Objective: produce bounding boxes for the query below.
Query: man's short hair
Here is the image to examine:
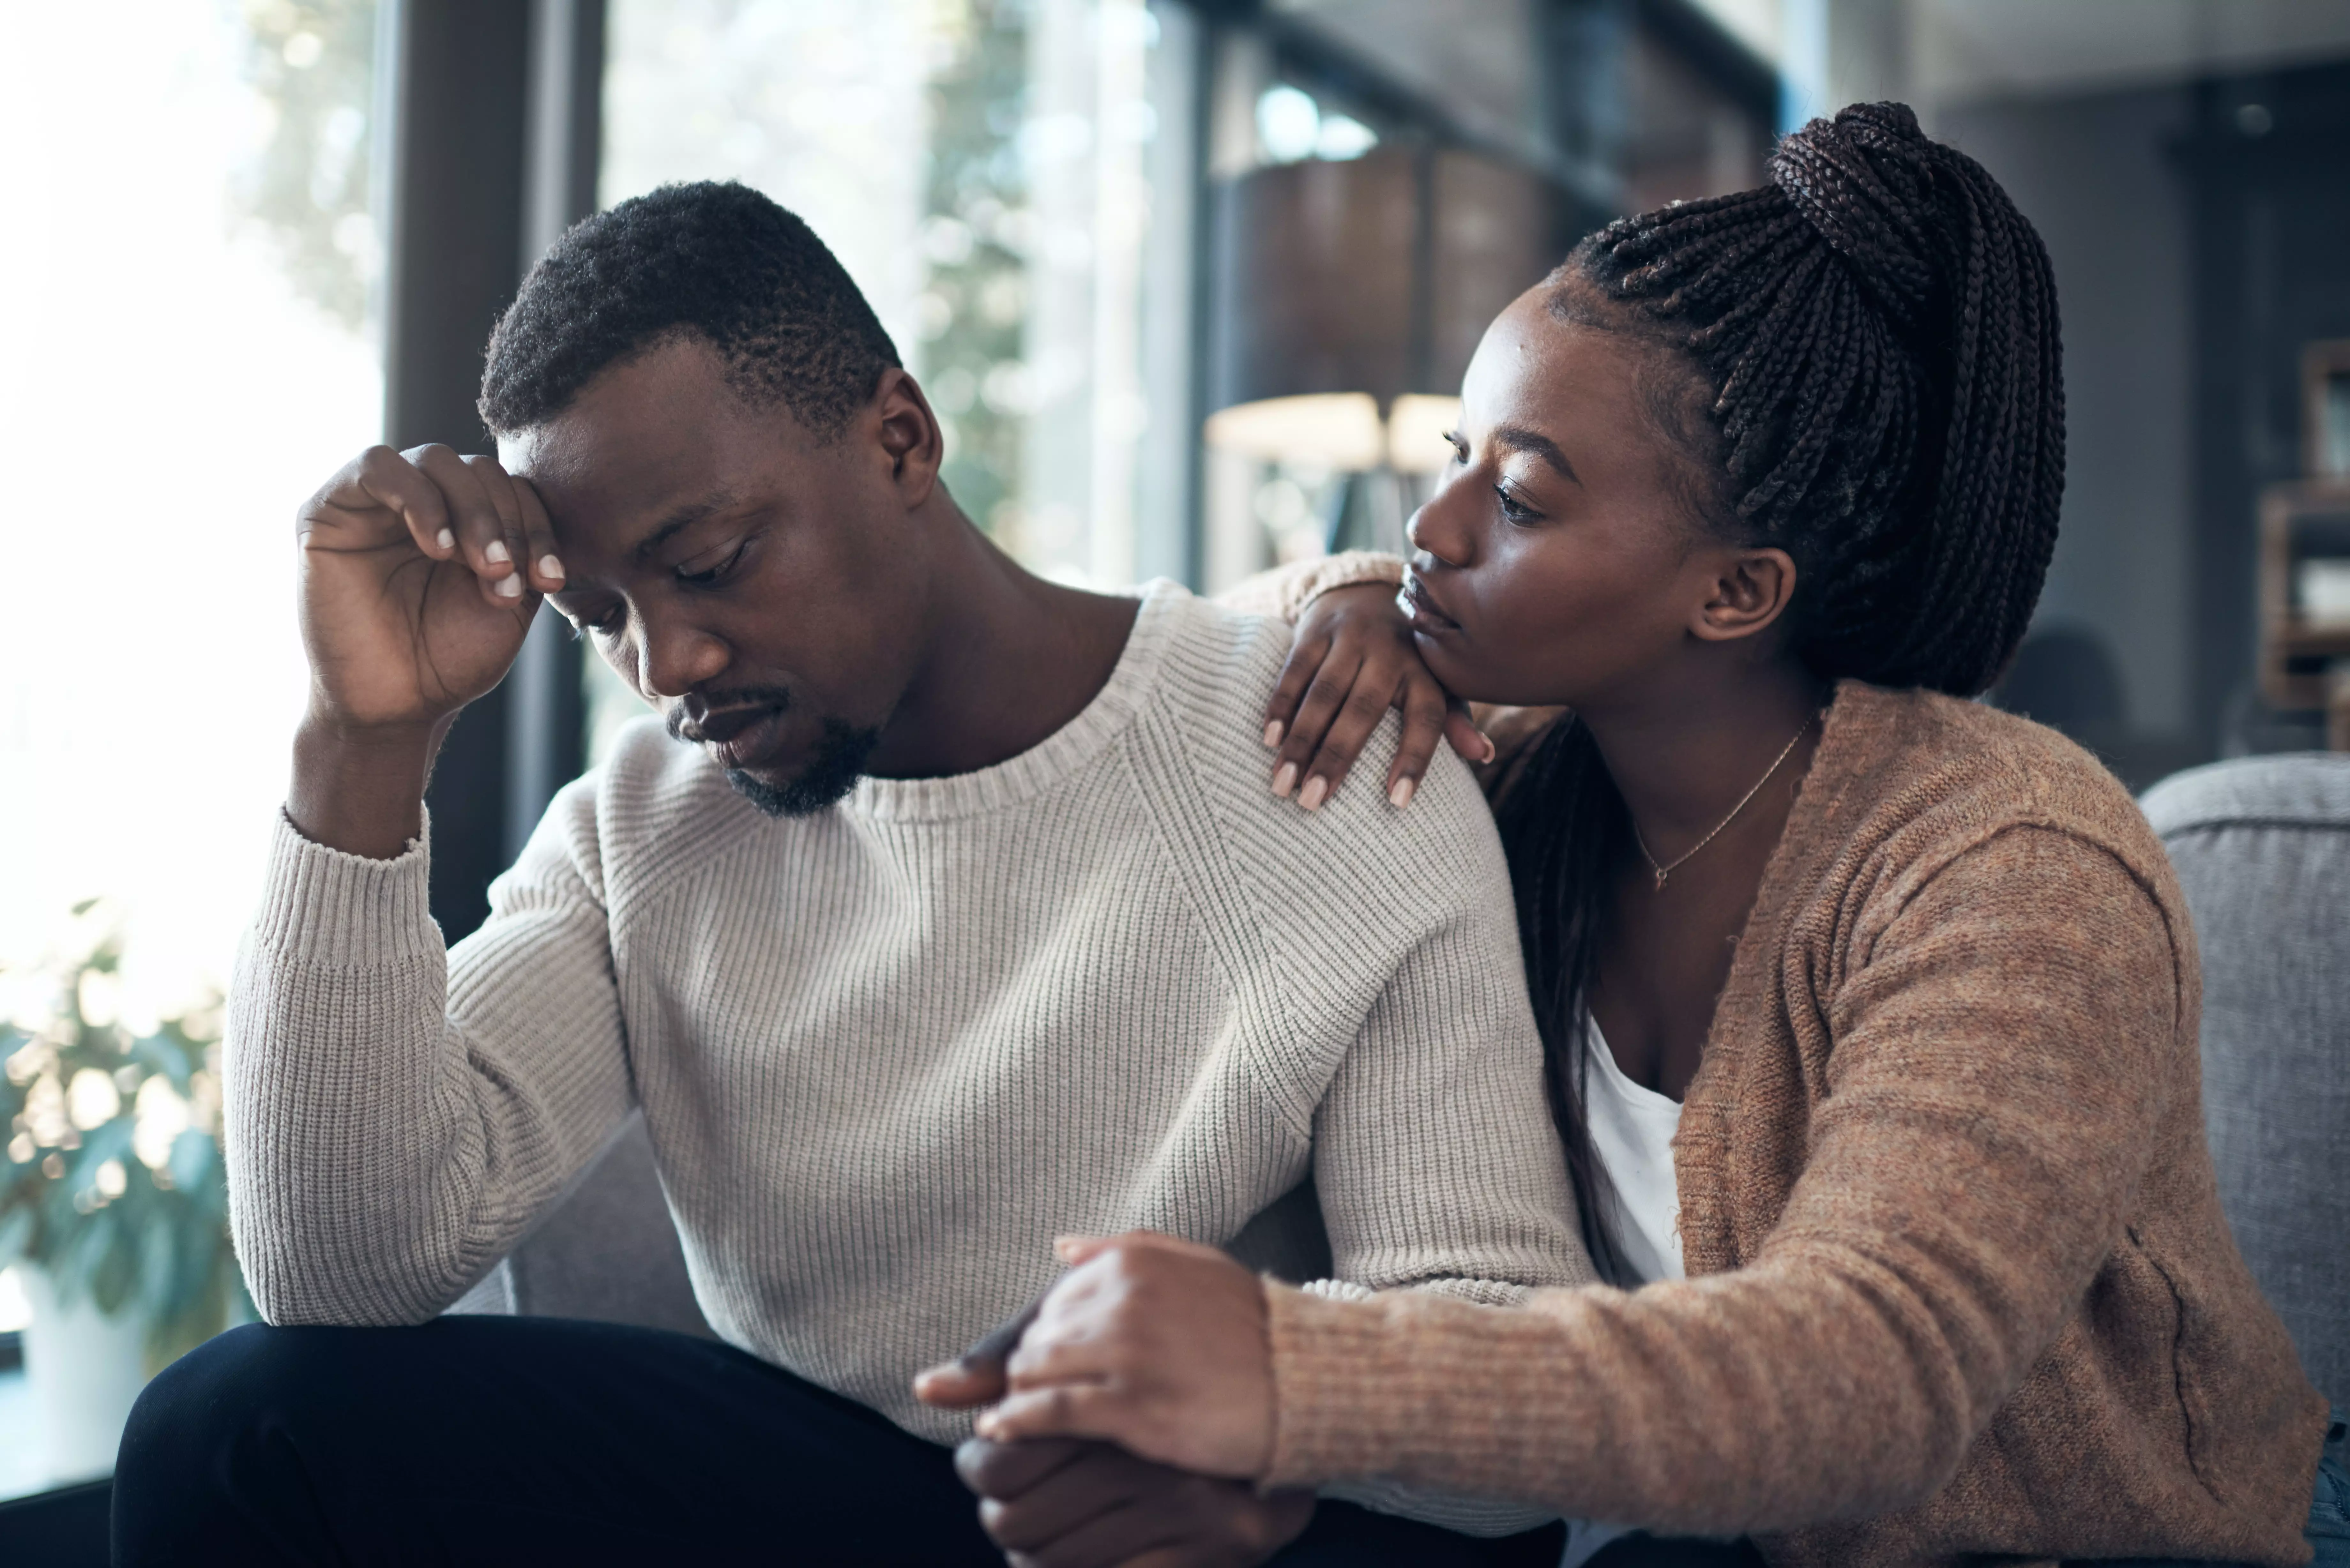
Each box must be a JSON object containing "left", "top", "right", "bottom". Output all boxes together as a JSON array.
[{"left": 478, "top": 180, "right": 901, "bottom": 439}]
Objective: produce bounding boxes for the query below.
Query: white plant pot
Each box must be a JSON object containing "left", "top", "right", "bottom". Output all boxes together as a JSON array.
[{"left": 19, "top": 1267, "right": 150, "bottom": 1488}]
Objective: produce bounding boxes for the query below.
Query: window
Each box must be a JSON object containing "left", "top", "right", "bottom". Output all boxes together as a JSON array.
[
  {"left": 0, "top": 0, "right": 382, "bottom": 1500},
  {"left": 586, "top": 0, "right": 1202, "bottom": 763}
]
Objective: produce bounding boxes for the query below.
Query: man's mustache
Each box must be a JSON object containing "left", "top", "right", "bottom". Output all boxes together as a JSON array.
[{"left": 665, "top": 686, "right": 793, "bottom": 743}]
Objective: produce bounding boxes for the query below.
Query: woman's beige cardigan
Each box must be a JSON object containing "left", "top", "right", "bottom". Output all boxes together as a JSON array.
[{"left": 1232, "top": 556, "right": 2328, "bottom": 1568}]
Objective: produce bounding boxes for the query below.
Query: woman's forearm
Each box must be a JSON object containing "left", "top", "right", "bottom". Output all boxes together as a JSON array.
[{"left": 1263, "top": 1262, "right": 1977, "bottom": 1533}]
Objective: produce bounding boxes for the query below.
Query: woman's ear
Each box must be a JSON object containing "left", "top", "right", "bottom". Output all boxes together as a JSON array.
[{"left": 1691, "top": 546, "right": 1798, "bottom": 644}]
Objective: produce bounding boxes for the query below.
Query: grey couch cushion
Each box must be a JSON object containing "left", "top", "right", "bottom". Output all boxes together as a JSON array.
[
  {"left": 2141, "top": 754, "right": 2350, "bottom": 1409},
  {"left": 448, "top": 1111, "right": 712, "bottom": 1338}
]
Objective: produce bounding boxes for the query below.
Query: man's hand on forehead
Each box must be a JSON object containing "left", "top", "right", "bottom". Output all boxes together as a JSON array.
[
  {"left": 403, "top": 444, "right": 568, "bottom": 604},
  {"left": 294, "top": 444, "right": 569, "bottom": 727},
  {"left": 286, "top": 442, "right": 573, "bottom": 858}
]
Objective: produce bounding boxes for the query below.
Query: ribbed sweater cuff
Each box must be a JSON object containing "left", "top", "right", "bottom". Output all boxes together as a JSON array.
[
  {"left": 249, "top": 807, "right": 440, "bottom": 967},
  {"left": 1277, "top": 551, "right": 1406, "bottom": 624}
]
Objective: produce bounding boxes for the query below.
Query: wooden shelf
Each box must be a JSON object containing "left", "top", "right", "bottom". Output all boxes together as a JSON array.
[
  {"left": 2276, "top": 623, "right": 2350, "bottom": 657},
  {"left": 2258, "top": 482, "right": 2350, "bottom": 714}
]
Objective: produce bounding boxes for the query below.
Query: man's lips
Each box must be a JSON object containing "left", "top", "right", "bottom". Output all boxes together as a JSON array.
[
  {"left": 682, "top": 704, "right": 788, "bottom": 770},
  {"left": 1399, "top": 570, "right": 1462, "bottom": 636}
]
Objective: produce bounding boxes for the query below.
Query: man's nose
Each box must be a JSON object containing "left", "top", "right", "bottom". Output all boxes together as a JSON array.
[{"left": 633, "top": 610, "right": 730, "bottom": 700}]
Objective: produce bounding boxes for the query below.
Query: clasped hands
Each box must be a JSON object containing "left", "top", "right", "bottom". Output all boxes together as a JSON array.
[{"left": 914, "top": 1233, "right": 1297, "bottom": 1567}]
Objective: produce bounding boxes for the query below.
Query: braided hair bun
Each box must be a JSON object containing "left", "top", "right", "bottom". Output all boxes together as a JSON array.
[{"left": 1573, "top": 101, "right": 2064, "bottom": 696}]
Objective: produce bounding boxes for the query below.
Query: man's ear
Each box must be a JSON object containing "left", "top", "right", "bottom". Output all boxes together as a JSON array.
[
  {"left": 1691, "top": 546, "right": 1798, "bottom": 645},
  {"left": 871, "top": 367, "right": 943, "bottom": 507}
]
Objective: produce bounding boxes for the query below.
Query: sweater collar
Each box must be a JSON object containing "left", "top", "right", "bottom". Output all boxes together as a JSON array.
[{"left": 841, "top": 579, "right": 1186, "bottom": 824}]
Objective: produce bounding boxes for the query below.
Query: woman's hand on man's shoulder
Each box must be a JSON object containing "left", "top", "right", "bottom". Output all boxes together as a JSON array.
[{"left": 1261, "top": 583, "right": 1492, "bottom": 813}]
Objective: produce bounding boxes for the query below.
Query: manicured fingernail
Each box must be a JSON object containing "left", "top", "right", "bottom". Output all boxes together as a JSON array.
[
  {"left": 1299, "top": 775, "right": 1329, "bottom": 811},
  {"left": 1271, "top": 762, "right": 1298, "bottom": 798},
  {"left": 1262, "top": 720, "right": 1284, "bottom": 748},
  {"left": 538, "top": 554, "right": 564, "bottom": 581},
  {"left": 1389, "top": 777, "right": 1416, "bottom": 809},
  {"left": 484, "top": 540, "right": 511, "bottom": 565},
  {"left": 496, "top": 574, "right": 523, "bottom": 598},
  {"left": 435, "top": 528, "right": 455, "bottom": 550},
  {"left": 1480, "top": 734, "right": 1497, "bottom": 763}
]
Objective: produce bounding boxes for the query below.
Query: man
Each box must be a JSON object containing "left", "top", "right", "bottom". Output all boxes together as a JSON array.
[{"left": 113, "top": 182, "right": 1587, "bottom": 1564}]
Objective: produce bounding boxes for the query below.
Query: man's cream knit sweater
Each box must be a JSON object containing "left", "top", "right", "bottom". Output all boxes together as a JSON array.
[{"left": 226, "top": 581, "right": 1591, "bottom": 1444}]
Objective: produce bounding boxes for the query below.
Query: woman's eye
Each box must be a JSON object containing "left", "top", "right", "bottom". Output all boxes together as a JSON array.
[
  {"left": 1443, "top": 431, "right": 1468, "bottom": 465},
  {"left": 676, "top": 539, "right": 748, "bottom": 588},
  {"left": 571, "top": 607, "right": 625, "bottom": 641},
  {"left": 1494, "top": 483, "right": 1538, "bottom": 523}
]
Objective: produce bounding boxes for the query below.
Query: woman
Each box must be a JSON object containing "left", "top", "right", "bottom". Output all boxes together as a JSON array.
[{"left": 921, "top": 104, "right": 2341, "bottom": 1565}]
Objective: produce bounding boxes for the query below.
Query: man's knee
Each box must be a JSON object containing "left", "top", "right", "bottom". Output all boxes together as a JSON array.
[
  {"left": 114, "top": 1323, "right": 330, "bottom": 1565},
  {"left": 121, "top": 1322, "right": 335, "bottom": 1470},
  {"left": 118, "top": 1322, "right": 454, "bottom": 1565},
  {"left": 123, "top": 1324, "right": 262, "bottom": 1467}
]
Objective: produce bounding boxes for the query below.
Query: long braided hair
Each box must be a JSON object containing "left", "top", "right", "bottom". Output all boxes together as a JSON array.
[{"left": 1494, "top": 102, "right": 2066, "bottom": 1278}]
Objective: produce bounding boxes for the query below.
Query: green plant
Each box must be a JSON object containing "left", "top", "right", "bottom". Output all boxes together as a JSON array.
[{"left": 1, "top": 902, "right": 249, "bottom": 1366}]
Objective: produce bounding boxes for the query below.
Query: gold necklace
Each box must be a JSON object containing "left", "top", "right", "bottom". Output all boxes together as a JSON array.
[{"left": 1632, "top": 710, "right": 1822, "bottom": 892}]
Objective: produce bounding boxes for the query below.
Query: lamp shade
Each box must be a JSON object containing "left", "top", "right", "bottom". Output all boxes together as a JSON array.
[
  {"left": 1386, "top": 393, "right": 1463, "bottom": 474},
  {"left": 1207, "top": 143, "right": 1565, "bottom": 450},
  {"left": 1202, "top": 392, "right": 1386, "bottom": 470},
  {"left": 1209, "top": 147, "right": 1421, "bottom": 412}
]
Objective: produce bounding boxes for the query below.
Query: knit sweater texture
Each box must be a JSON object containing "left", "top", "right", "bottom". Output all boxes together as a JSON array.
[
  {"left": 1252, "top": 659, "right": 2328, "bottom": 1565},
  {"left": 225, "top": 581, "right": 1592, "bottom": 1444}
]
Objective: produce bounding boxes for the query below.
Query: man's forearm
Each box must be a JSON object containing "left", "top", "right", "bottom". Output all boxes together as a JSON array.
[
  {"left": 286, "top": 713, "right": 454, "bottom": 860},
  {"left": 230, "top": 781, "right": 635, "bottom": 1326}
]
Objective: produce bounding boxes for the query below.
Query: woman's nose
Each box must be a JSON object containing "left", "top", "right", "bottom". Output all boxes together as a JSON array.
[{"left": 1406, "top": 489, "right": 1472, "bottom": 569}]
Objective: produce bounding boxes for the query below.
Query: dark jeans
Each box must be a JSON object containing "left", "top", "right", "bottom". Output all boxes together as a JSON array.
[{"left": 110, "top": 1316, "right": 1564, "bottom": 1567}]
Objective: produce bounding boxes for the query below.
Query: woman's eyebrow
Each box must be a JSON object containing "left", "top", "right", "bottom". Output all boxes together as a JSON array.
[{"left": 1489, "top": 426, "right": 1582, "bottom": 486}]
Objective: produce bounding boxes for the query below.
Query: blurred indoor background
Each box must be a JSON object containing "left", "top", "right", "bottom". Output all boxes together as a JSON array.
[{"left": 4, "top": 0, "right": 2350, "bottom": 1541}]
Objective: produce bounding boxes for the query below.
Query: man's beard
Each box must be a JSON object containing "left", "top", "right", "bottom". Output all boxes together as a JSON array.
[{"left": 725, "top": 717, "right": 882, "bottom": 818}]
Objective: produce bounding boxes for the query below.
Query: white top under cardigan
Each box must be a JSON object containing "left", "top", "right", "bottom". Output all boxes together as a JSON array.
[
  {"left": 1561, "top": 1020, "right": 1687, "bottom": 1568},
  {"left": 1582, "top": 1017, "right": 1687, "bottom": 1286}
]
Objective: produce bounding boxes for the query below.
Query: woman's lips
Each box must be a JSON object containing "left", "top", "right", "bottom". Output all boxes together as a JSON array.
[{"left": 1399, "top": 570, "right": 1462, "bottom": 637}]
